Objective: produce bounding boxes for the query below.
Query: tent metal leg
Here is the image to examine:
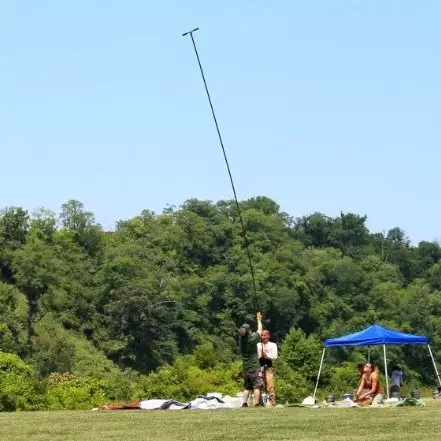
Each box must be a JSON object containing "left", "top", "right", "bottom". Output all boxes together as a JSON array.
[
  {"left": 368, "top": 346, "right": 370, "bottom": 362},
  {"left": 313, "top": 348, "right": 326, "bottom": 400},
  {"left": 428, "top": 344, "right": 441, "bottom": 386},
  {"left": 383, "top": 344, "right": 389, "bottom": 399}
]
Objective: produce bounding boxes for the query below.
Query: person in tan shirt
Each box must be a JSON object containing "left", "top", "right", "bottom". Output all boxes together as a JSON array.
[{"left": 257, "top": 329, "right": 278, "bottom": 406}]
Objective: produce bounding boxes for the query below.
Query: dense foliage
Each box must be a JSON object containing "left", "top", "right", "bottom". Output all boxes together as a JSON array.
[{"left": 1, "top": 197, "right": 441, "bottom": 410}]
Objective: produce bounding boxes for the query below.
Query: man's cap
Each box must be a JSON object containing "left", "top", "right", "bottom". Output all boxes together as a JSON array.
[{"left": 238, "top": 323, "right": 251, "bottom": 337}]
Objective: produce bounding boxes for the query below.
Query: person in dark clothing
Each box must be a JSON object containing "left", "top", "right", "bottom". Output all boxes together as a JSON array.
[
  {"left": 238, "top": 311, "right": 263, "bottom": 407},
  {"left": 390, "top": 365, "right": 403, "bottom": 394}
]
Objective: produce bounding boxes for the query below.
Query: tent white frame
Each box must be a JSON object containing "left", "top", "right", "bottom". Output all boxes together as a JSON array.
[{"left": 313, "top": 343, "right": 441, "bottom": 401}]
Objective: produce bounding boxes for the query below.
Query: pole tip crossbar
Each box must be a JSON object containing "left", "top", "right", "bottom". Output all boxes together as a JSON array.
[{"left": 182, "top": 27, "right": 199, "bottom": 37}]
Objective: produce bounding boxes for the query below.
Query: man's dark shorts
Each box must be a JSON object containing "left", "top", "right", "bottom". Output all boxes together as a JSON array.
[{"left": 243, "top": 368, "right": 264, "bottom": 390}]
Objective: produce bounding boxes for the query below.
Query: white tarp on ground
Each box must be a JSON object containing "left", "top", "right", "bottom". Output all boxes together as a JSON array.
[
  {"left": 138, "top": 393, "right": 243, "bottom": 410},
  {"left": 139, "top": 399, "right": 186, "bottom": 410}
]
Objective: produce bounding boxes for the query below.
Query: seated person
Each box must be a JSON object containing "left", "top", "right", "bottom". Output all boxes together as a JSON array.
[{"left": 355, "top": 362, "right": 384, "bottom": 406}]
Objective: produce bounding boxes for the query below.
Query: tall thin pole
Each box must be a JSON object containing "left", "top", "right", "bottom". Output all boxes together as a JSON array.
[
  {"left": 383, "top": 344, "right": 390, "bottom": 399},
  {"left": 182, "top": 28, "right": 260, "bottom": 312},
  {"left": 313, "top": 348, "right": 326, "bottom": 400},
  {"left": 428, "top": 344, "right": 441, "bottom": 386}
]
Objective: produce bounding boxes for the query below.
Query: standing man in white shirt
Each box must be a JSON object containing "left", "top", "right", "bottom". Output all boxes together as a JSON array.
[{"left": 257, "top": 329, "right": 278, "bottom": 406}]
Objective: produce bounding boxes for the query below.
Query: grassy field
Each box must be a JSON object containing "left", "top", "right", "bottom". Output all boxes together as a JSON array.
[{"left": 1, "top": 399, "right": 440, "bottom": 441}]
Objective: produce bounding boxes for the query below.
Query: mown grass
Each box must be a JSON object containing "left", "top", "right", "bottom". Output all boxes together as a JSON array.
[{"left": 1, "top": 399, "right": 440, "bottom": 441}]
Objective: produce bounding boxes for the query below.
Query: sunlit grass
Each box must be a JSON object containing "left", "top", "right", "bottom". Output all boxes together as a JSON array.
[{"left": 1, "top": 399, "right": 440, "bottom": 441}]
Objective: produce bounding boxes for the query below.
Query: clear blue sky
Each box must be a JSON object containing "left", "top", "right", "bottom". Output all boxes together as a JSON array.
[{"left": 1, "top": 1, "right": 440, "bottom": 243}]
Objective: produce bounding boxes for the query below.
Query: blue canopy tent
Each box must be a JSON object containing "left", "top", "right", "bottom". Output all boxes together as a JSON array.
[{"left": 313, "top": 324, "right": 441, "bottom": 400}]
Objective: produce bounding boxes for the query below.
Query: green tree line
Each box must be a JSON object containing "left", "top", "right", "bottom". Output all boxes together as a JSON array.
[{"left": 1, "top": 197, "right": 440, "bottom": 410}]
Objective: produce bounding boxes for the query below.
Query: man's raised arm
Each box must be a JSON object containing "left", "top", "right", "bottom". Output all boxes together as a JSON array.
[{"left": 256, "top": 311, "right": 263, "bottom": 335}]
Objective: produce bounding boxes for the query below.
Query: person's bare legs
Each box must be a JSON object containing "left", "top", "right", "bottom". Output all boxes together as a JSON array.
[
  {"left": 253, "top": 388, "right": 261, "bottom": 406},
  {"left": 242, "top": 389, "right": 250, "bottom": 406}
]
